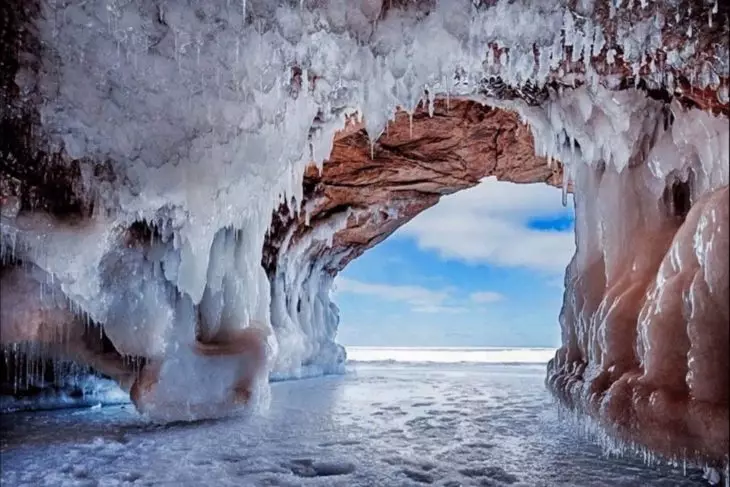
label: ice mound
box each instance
[129,327,271,422]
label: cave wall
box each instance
[502,85,729,464]
[0,0,728,439]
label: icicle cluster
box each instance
[269,210,351,379]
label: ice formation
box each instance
[512,86,729,464]
[0,0,727,466]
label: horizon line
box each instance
[343,346,559,350]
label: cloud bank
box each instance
[397,177,575,274]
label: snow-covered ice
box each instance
[0,361,710,487]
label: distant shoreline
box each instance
[345,346,557,364]
[345,346,557,351]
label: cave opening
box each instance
[334,177,574,358]
[663,175,694,222]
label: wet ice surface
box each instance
[0,363,708,486]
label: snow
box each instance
[0,362,712,487]
[2,0,725,420]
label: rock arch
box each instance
[1,0,728,467]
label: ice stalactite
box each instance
[0,263,140,397]
[508,86,728,465]
[269,210,352,379]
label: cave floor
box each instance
[0,363,708,487]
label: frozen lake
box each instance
[0,362,709,486]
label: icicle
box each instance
[13,344,19,393]
[173,29,180,75]
[706,467,721,485]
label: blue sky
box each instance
[333,177,575,348]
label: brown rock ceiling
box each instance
[262,99,564,277]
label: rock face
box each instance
[262,99,562,279]
[0,0,728,465]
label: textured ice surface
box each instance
[0,363,711,487]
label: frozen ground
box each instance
[0,362,709,487]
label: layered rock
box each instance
[264,99,561,277]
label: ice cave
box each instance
[0,0,728,484]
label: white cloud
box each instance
[334,277,451,308]
[397,177,576,274]
[469,291,504,303]
[334,277,504,314]
[546,277,566,289]
[412,305,469,314]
